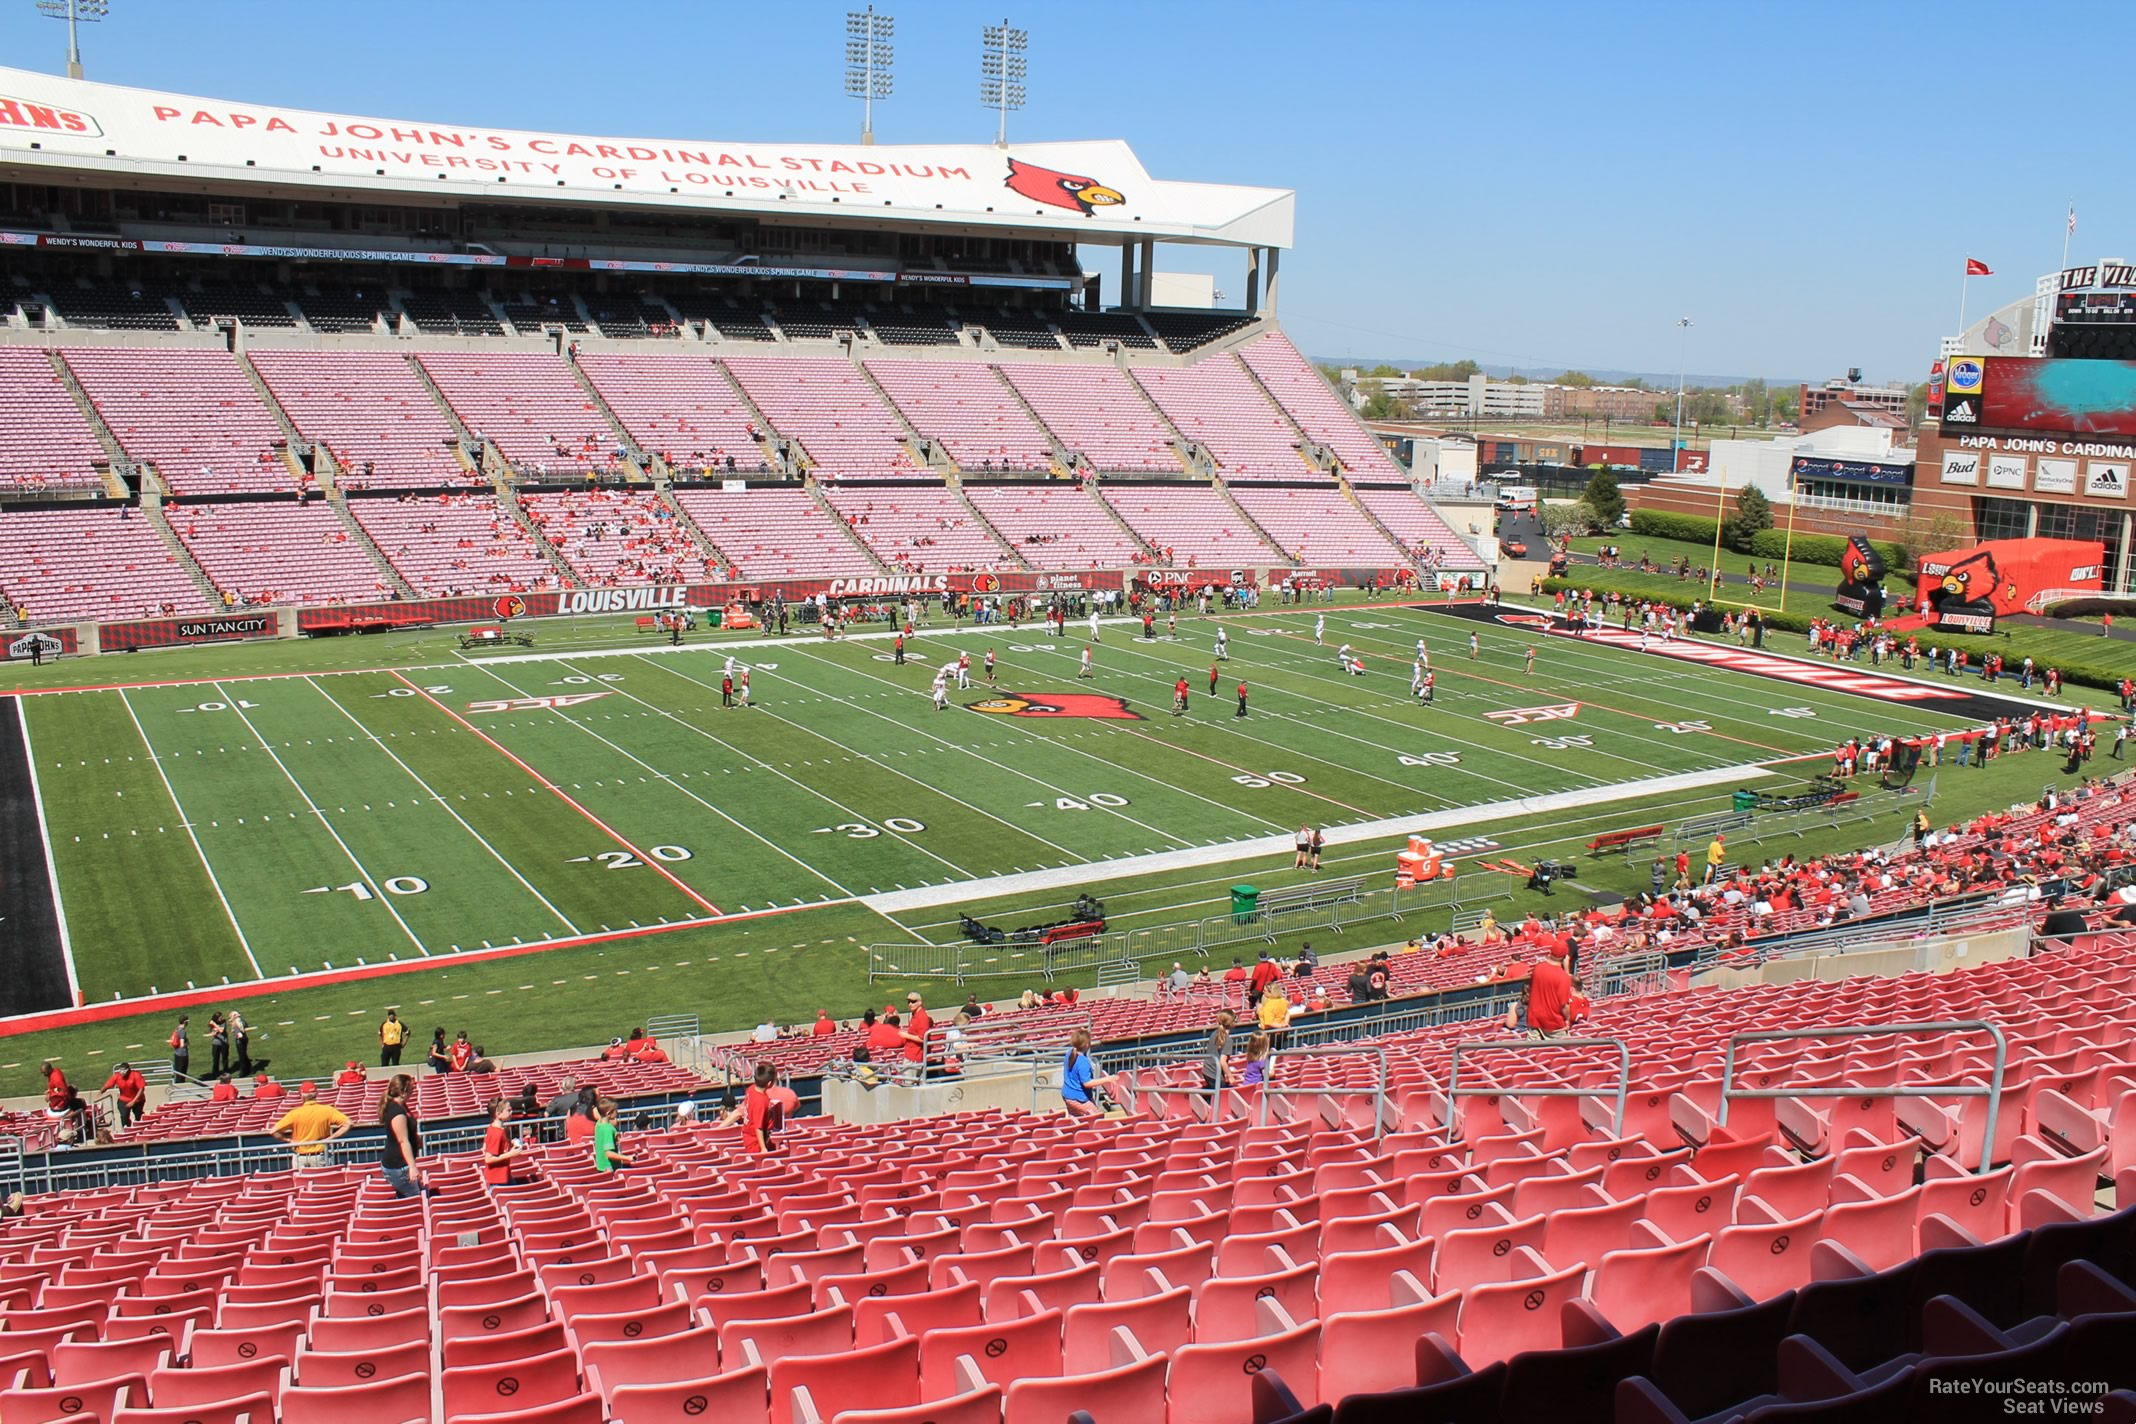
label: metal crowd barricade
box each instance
[1716,1020,2009,1173]
[1260,1042,1391,1139]
[1443,1036,1631,1140]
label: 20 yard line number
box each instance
[568,845,695,869]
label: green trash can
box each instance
[1231,885,1260,923]
[1731,789,1759,813]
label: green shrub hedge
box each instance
[1744,529,1908,571]
[1626,510,1719,544]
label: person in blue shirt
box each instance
[1060,1027,1125,1118]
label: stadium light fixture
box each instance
[980,20,1027,148]
[845,6,894,146]
[35,0,106,80]
[1673,316,1693,463]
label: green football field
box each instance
[19,598,2007,1007]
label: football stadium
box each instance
[1,14,2134,1424]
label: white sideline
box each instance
[15,702,80,1006]
[861,760,1772,915]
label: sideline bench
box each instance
[459,625,533,650]
[1675,810,1753,846]
[1587,825,1664,857]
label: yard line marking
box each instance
[212,683,428,954]
[863,760,1775,915]
[116,689,263,980]
[570,658,979,878]
[462,664,852,898]
[1110,725,1378,818]
[305,677,581,938]
[777,646,1289,838]
[388,671,724,916]
[15,700,80,1006]
[632,655,1086,866]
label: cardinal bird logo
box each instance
[1005,158,1125,215]
[493,594,527,620]
[971,572,1002,594]
[969,692,1143,721]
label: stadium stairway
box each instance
[45,349,134,481]
[708,361,801,478]
[848,357,949,476]
[985,363,1075,470]
[657,489,742,575]
[805,482,894,574]
[505,494,592,589]
[1086,481,1163,560]
[561,355,657,482]
[141,497,227,608]
[233,350,311,471]
[1336,475,1414,559]
[947,480,1036,573]
[1211,478,1299,561]
[327,493,419,599]
[405,357,507,484]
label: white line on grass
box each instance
[556,657,976,881]
[211,682,428,954]
[461,663,858,897]
[15,701,80,1005]
[304,677,581,937]
[773,644,1286,840]
[863,760,1774,915]
[628,655,1087,867]
[116,689,263,979]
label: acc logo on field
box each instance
[1485,702,1581,726]
[493,594,528,620]
[969,692,1144,722]
[1946,358,1985,393]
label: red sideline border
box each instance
[0,900,848,1038]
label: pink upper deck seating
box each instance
[248,351,468,490]
[351,494,560,597]
[0,349,107,494]
[1132,359,1314,481]
[1230,488,1406,564]
[417,352,615,473]
[574,353,769,474]
[964,486,1147,570]
[1354,486,1487,569]
[1239,333,1409,479]
[821,487,1016,574]
[1000,363,1178,472]
[0,506,209,622]
[722,356,918,481]
[864,361,1053,472]
[170,501,391,606]
[1102,485,1283,565]
[520,489,706,587]
[670,488,879,579]
[62,348,294,496]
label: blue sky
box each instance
[0,0,2121,383]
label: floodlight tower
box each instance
[36,0,107,80]
[845,7,894,146]
[980,20,1027,148]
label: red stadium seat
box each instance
[440,1346,583,1422]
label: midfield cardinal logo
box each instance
[969,692,1143,721]
[1005,158,1125,215]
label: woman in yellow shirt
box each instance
[1256,984,1292,1047]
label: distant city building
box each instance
[1340,372,1564,419]
[1559,384,1665,421]
[1800,377,1908,421]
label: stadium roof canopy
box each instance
[0,67,1294,251]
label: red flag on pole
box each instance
[1965,258,1993,276]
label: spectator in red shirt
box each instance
[865,1011,906,1067]
[253,1074,287,1100]
[335,1061,367,1088]
[480,1098,526,1185]
[900,994,932,1066]
[1248,952,1281,1009]
[40,1063,70,1115]
[1523,958,1577,1038]
[812,1011,837,1037]
[448,1032,474,1073]
[720,1062,784,1153]
[101,1062,147,1129]
[564,1086,598,1143]
[209,1075,238,1103]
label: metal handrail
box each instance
[1715,1019,2009,1173]
[1444,1036,1632,1139]
[1261,1042,1390,1139]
